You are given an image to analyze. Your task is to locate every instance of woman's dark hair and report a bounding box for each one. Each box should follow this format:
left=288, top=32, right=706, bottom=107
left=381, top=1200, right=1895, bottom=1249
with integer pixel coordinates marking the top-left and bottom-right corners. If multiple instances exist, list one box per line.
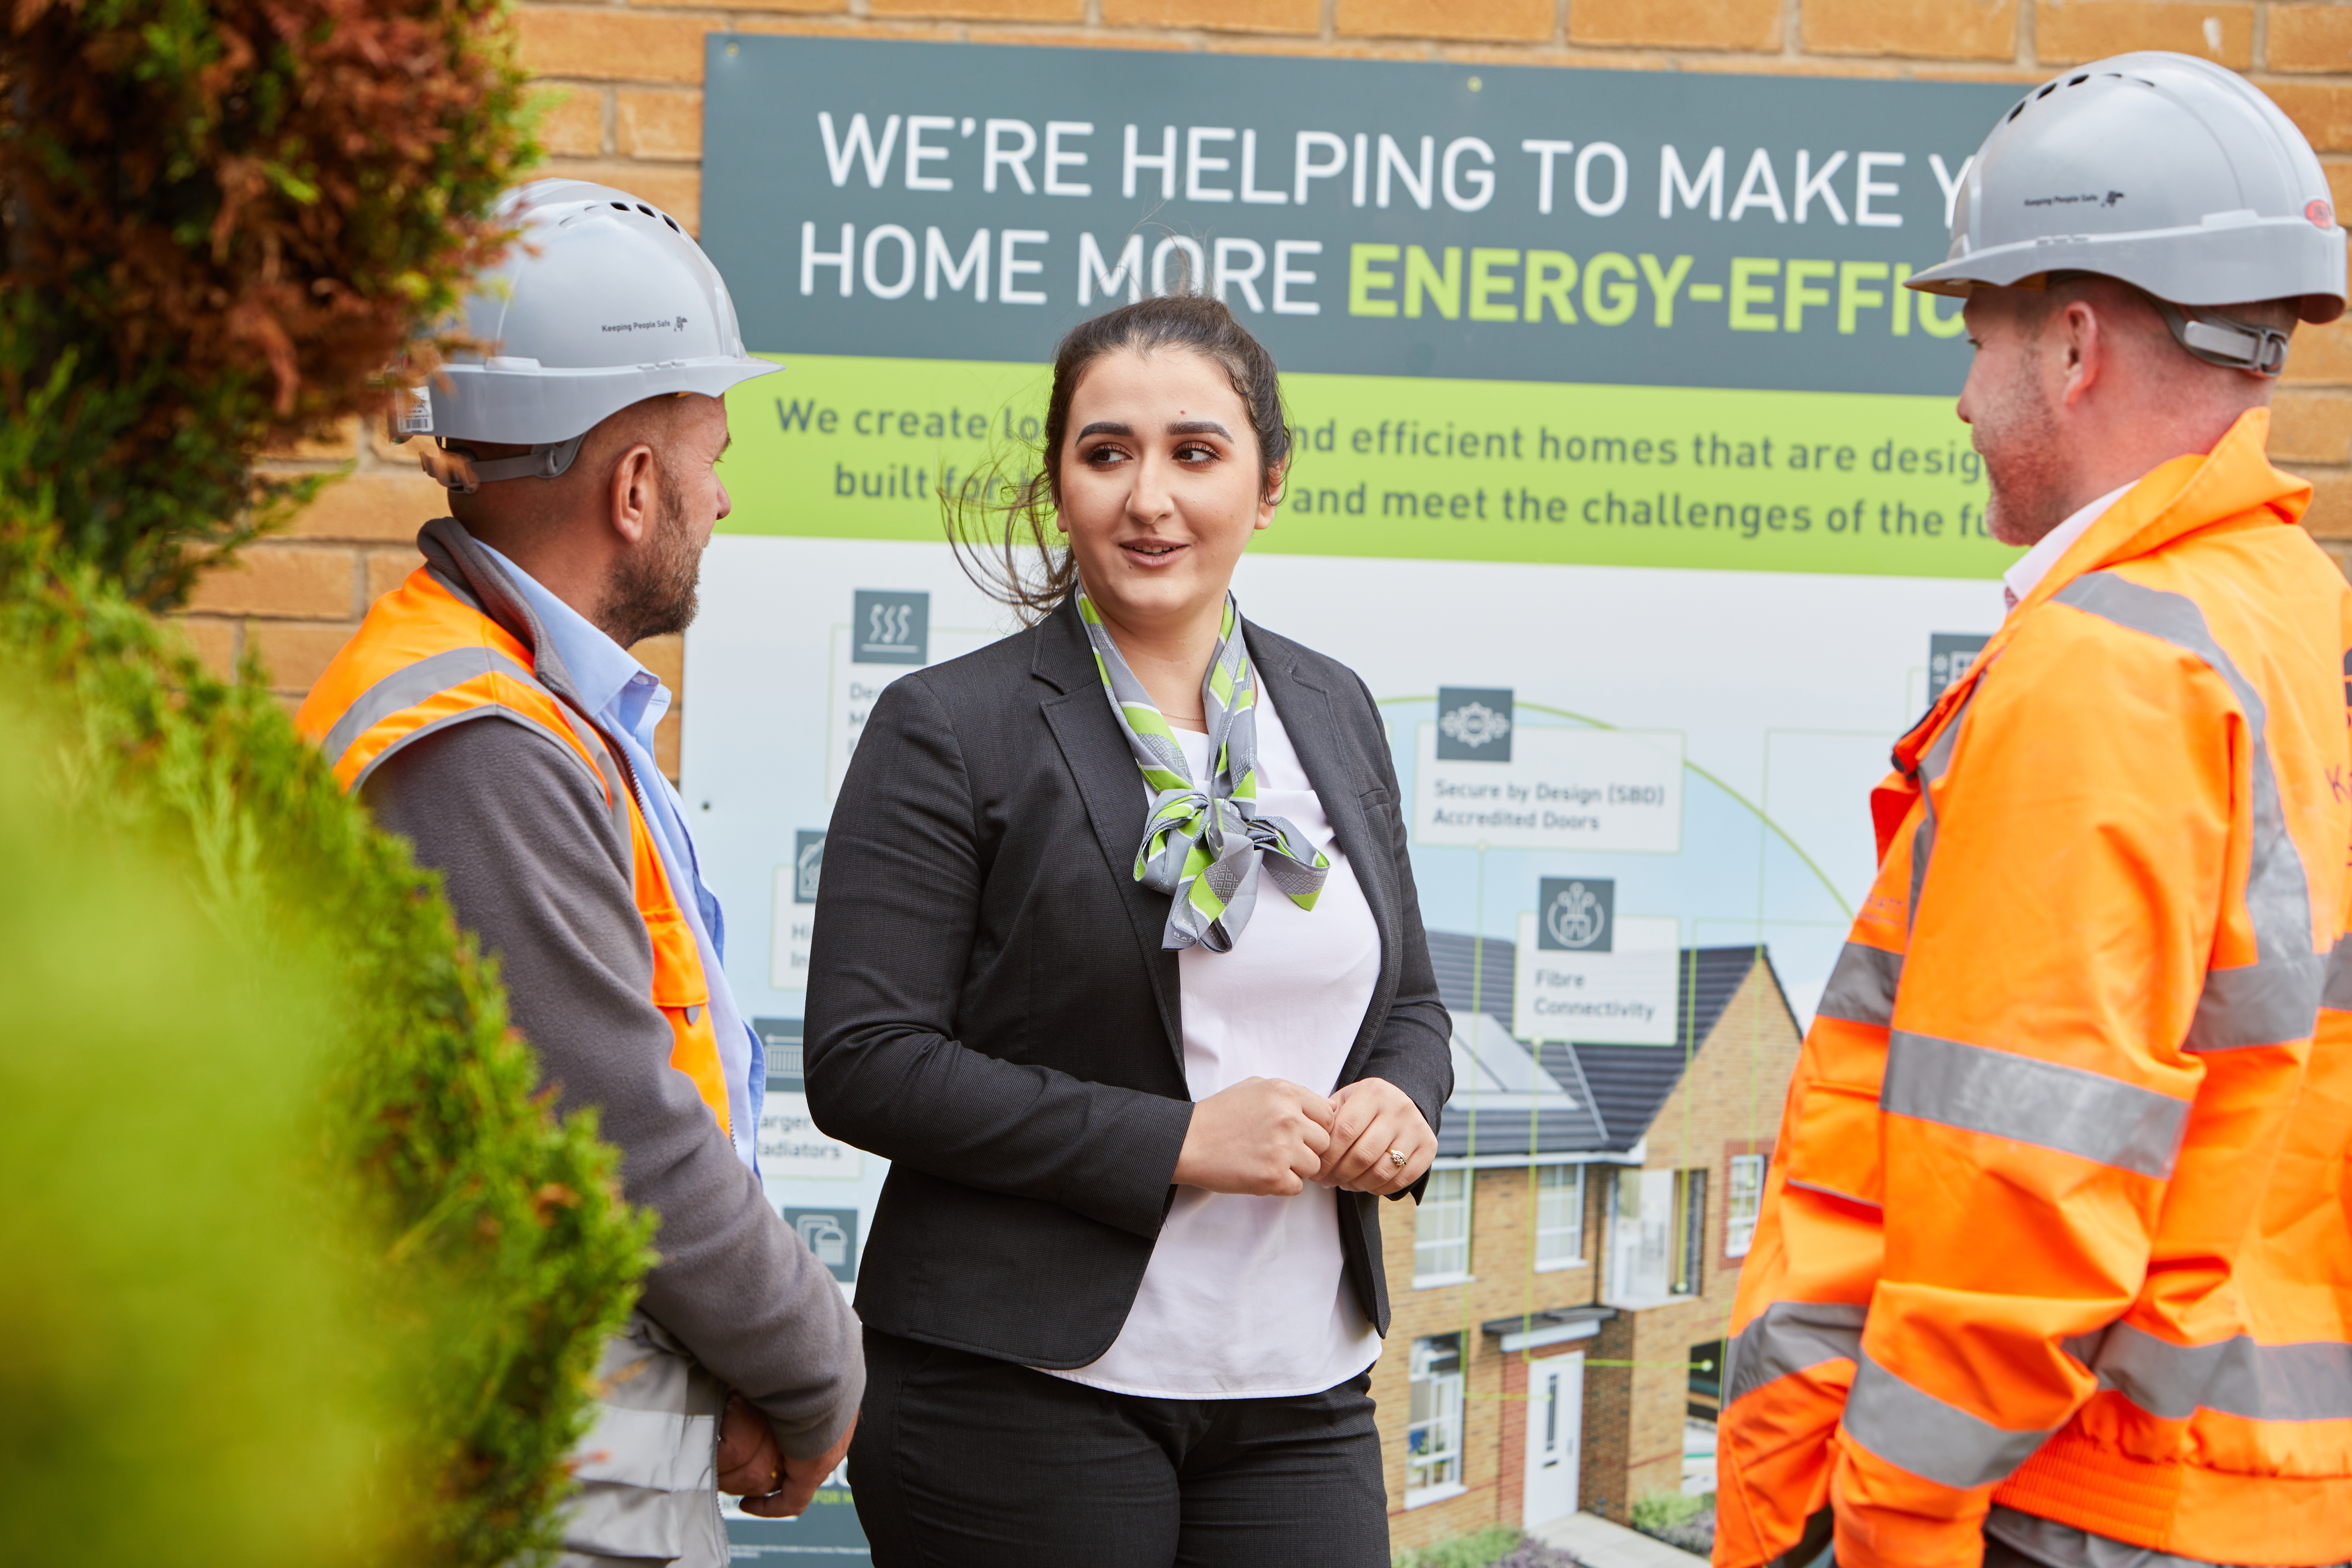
left=948, top=293, right=1290, bottom=624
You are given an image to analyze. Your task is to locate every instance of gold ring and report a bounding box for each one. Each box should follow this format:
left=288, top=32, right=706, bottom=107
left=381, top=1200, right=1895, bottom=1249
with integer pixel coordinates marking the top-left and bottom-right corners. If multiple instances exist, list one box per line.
left=1388, top=1147, right=1407, bottom=1169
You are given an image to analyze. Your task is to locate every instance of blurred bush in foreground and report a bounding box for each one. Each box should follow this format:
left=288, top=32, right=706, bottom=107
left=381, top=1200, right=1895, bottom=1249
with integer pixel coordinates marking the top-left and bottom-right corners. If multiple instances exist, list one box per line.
left=0, top=684, right=380, bottom=1565
left=0, top=530, right=653, bottom=1564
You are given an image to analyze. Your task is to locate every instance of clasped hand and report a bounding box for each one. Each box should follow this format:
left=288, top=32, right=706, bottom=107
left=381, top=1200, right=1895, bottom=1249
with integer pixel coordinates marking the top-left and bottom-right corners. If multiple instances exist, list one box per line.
left=1171, top=1075, right=1434, bottom=1198
left=717, top=1395, right=856, bottom=1519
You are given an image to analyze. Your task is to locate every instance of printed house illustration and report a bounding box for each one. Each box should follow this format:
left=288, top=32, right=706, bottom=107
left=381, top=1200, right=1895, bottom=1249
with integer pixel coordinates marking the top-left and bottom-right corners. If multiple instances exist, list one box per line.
left=1375, top=932, right=1803, bottom=1552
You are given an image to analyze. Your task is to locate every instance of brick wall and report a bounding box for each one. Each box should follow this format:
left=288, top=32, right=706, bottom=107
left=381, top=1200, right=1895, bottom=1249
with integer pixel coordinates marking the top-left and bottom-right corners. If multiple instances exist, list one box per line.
left=168, top=0, right=2352, bottom=743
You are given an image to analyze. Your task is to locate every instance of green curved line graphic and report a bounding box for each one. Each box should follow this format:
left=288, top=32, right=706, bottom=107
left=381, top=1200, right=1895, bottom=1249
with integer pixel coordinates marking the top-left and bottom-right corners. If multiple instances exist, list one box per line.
left=1377, top=695, right=1856, bottom=922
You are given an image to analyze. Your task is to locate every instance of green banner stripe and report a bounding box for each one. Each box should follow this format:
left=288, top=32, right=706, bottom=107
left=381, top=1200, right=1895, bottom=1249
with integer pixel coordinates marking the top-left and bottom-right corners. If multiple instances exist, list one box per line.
left=724, top=352, right=2014, bottom=580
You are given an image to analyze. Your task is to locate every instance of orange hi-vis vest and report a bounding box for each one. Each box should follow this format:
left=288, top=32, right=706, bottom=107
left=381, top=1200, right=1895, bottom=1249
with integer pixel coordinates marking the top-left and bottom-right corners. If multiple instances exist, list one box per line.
left=1716, top=410, right=2352, bottom=1568
left=294, top=564, right=732, bottom=1139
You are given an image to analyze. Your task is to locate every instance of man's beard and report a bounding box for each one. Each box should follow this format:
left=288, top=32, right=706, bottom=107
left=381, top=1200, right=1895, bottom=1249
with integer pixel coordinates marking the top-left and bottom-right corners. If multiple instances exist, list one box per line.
left=602, top=488, right=704, bottom=646
left=1974, top=359, right=2072, bottom=547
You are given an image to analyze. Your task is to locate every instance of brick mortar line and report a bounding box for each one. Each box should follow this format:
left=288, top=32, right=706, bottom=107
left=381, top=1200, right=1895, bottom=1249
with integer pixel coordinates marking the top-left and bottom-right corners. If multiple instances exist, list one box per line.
left=514, top=10, right=2352, bottom=82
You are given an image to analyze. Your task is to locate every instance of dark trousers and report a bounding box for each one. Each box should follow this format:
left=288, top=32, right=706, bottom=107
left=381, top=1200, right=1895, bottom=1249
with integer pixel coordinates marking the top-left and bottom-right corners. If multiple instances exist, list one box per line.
left=848, top=1327, right=1390, bottom=1568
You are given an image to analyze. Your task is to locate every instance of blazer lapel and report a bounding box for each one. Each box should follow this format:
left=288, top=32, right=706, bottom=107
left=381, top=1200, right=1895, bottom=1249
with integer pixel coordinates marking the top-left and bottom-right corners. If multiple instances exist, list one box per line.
left=1034, top=600, right=1185, bottom=1072
left=1245, top=622, right=1401, bottom=1073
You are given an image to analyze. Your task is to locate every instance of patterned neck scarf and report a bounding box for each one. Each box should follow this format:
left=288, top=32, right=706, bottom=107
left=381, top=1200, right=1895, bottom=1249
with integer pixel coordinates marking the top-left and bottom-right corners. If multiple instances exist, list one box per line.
left=1078, top=590, right=1330, bottom=952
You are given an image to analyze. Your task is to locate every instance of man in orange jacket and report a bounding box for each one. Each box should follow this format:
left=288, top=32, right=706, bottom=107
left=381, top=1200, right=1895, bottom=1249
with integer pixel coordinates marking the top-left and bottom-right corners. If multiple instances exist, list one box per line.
left=1716, top=54, right=2352, bottom=1568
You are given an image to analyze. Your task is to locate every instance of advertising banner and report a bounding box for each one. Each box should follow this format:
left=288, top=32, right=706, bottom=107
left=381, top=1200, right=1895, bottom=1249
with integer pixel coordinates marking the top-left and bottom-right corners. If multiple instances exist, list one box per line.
left=690, top=38, right=2021, bottom=1558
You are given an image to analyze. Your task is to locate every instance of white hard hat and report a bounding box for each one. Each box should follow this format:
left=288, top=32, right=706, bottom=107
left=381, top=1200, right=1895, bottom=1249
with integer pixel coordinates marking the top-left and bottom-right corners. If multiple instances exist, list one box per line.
left=400, top=179, right=780, bottom=484
left=1909, top=52, right=2347, bottom=374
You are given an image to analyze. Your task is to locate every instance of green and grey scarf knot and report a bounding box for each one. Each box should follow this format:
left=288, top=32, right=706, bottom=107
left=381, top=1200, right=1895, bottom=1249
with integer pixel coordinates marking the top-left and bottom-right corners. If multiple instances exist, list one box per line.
left=1079, top=590, right=1329, bottom=952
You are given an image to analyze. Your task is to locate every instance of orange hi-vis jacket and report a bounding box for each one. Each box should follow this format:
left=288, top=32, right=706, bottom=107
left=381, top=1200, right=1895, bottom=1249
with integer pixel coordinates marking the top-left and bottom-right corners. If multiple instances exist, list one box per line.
left=1716, top=410, right=2352, bottom=1568
left=294, top=562, right=733, bottom=1137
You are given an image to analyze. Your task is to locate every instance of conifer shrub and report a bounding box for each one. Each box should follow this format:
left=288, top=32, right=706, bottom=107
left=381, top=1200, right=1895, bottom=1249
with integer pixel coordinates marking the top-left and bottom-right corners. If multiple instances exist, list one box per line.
left=0, top=678, right=384, bottom=1566
left=0, top=505, right=653, bottom=1564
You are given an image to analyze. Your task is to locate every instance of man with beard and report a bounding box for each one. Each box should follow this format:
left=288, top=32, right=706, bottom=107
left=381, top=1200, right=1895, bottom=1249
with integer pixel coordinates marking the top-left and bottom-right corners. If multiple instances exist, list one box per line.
left=299, top=182, right=859, bottom=1568
left=1714, top=56, right=2352, bottom=1568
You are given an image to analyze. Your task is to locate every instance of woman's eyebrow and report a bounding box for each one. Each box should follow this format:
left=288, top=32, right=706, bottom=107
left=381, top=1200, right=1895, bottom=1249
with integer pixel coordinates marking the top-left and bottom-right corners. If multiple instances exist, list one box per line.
left=1168, top=420, right=1233, bottom=438
left=1076, top=420, right=1135, bottom=438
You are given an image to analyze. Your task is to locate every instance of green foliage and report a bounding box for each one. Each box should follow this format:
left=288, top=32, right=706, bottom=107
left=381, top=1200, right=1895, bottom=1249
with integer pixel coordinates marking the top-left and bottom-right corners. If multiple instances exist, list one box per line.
left=0, top=505, right=653, bottom=1559
left=1, top=0, right=538, bottom=604
left=0, top=686, right=383, bottom=1566
left=1631, top=1490, right=1707, bottom=1534
left=1395, top=1524, right=1527, bottom=1568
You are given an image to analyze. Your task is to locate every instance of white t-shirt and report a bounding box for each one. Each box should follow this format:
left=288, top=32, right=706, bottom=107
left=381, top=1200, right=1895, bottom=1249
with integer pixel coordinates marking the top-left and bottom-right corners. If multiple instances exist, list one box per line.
left=1042, top=690, right=1385, bottom=1399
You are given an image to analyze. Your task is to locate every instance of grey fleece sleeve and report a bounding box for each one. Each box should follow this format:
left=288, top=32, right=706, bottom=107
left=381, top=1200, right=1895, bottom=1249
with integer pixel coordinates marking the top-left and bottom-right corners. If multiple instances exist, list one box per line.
left=363, top=717, right=863, bottom=1458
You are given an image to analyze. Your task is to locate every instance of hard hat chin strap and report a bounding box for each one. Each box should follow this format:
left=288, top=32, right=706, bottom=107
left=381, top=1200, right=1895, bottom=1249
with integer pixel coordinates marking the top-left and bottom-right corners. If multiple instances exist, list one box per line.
left=2151, top=300, right=2290, bottom=378
left=420, top=434, right=590, bottom=493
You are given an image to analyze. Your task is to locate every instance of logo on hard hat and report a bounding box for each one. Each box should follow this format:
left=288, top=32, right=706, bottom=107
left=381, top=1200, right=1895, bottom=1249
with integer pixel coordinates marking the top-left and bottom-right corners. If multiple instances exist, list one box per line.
left=2309, top=198, right=2336, bottom=229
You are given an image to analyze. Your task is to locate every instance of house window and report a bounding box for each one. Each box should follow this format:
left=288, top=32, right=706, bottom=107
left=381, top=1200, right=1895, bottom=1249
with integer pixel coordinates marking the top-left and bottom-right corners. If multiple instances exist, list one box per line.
left=1534, top=1163, right=1586, bottom=1270
left=1670, top=1168, right=1707, bottom=1296
left=1725, top=1153, right=1765, bottom=1260
left=1405, top=1333, right=1465, bottom=1504
left=1689, top=1337, right=1726, bottom=1420
left=1414, top=1168, right=1472, bottom=1285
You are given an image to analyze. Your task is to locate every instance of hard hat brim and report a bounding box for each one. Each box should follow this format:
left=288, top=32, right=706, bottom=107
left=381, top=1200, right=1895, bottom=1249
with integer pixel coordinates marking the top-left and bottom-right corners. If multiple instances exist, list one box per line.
left=429, top=354, right=783, bottom=446
left=1910, top=214, right=2347, bottom=324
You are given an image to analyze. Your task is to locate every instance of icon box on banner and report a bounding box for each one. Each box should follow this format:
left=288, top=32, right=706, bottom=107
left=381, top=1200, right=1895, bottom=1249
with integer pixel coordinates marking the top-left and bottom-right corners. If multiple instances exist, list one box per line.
left=1435, top=686, right=1514, bottom=762
left=1536, top=876, right=1615, bottom=952
left=1415, top=724, right=1684, bottom=854
left=754, top=1018, right=863, bottom=1182
left=770, top=838, right=824, bottom=989
left=784, top=1206, right=860, bottom=1282
left=851, top=589, right=929, bottom=666
left=1927, top=632, right=1990, bottom=705
left=792, top=830, right=825, bottom=903
left=1514, top=910, right=1679, bottom=1045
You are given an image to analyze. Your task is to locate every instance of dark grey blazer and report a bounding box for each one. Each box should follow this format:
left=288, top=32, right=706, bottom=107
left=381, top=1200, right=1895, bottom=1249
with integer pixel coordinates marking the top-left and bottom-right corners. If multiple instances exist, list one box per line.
left=804, top=595, right=1453, bottom=1370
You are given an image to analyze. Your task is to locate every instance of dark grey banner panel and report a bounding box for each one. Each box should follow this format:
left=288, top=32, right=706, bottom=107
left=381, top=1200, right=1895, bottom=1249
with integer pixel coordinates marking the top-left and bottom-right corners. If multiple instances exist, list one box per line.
left=703, top=37, right=2023, bottom=394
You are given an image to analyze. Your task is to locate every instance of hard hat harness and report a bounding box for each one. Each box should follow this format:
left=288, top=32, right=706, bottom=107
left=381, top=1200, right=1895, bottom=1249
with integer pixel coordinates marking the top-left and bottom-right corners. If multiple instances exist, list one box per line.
left=416, top=434, right=589, bottom=494
left=2151, top=300, right=2291, bottom=378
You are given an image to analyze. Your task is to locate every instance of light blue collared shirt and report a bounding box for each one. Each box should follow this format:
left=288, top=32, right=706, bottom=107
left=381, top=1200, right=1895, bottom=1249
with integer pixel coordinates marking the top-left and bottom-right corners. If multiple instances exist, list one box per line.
left=477, top=540, right=763, bottom=1172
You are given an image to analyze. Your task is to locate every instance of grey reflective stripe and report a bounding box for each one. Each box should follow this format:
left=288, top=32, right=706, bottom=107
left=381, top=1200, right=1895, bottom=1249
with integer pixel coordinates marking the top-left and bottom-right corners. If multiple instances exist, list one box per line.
left=1907, top=691, right=1974, bottom=937
left=319, top=644, right=536, bottom=772
left=1782, top=1176, right=1882, bottom=1209
left=2324, top=932, right=2352, bottom=1012
left=1723, top=1300, right=1867, bottom=1407
left=2080, top=1320, right=2352, bottom=1422
left=348, top=704, right=608, bottom=806
left=2188, top=953, right=2326, bottom=1051
left=2052, top=573, right=2323, bottom=1053
left=1882, top=1030, right=2189, bottom=1178
left=1815, top=942, right=1903, bottom=1027
left=560, top=1310, right=727, bottom=1566
left=1981, top=1505, right=2325, bottom=1568
left=1843, top=1349, right=2057, bottom=1489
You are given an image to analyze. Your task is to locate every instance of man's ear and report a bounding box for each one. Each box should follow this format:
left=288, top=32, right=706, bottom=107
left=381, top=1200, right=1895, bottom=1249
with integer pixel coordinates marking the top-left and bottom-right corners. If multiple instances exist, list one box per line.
left=2059, top=299, right=2105, bottom=409
left=608, top=443, right=659, bottom=546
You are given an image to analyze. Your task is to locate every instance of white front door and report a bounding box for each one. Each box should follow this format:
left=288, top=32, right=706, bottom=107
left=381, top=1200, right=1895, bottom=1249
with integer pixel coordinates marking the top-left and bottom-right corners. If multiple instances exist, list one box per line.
left=1521, top=1351, right=1583, bottom=1527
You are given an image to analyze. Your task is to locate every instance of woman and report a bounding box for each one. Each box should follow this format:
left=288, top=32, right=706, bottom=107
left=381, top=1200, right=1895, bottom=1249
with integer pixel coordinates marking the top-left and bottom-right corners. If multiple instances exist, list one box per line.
left=804, top=295, right=1452, bottom=1567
